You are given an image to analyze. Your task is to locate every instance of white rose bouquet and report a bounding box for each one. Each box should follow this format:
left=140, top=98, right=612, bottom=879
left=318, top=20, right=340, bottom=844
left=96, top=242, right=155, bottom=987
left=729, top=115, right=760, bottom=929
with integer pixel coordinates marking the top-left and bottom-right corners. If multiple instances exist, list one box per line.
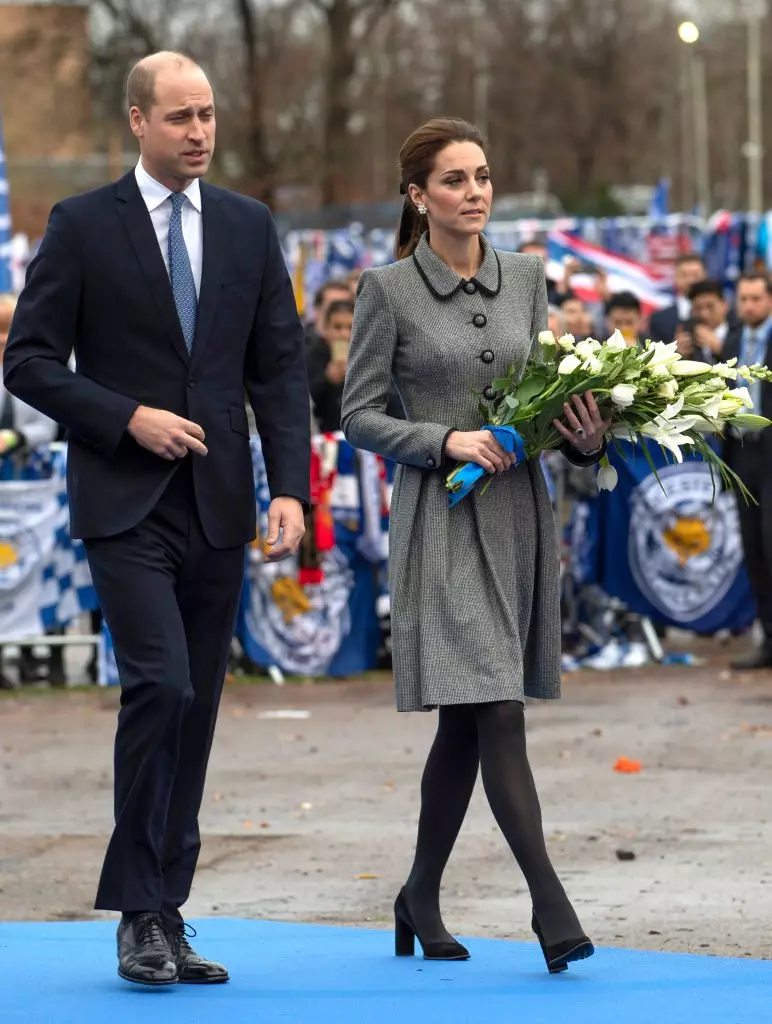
left=446, top=329, right=772, bottom=506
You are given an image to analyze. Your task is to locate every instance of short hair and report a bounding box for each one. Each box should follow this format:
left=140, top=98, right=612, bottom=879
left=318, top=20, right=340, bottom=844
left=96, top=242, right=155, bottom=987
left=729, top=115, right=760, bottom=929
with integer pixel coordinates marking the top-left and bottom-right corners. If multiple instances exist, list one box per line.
left=688, top=279, right=724, bottom=302
left=737, top=271, right=772, bottom=295
left=606, top=291, right=641, bottom=315
left=675, top=252, right=705, bottom=269
left=324, top=299, right=355, bottom=324
left=313, top=280, right=351, bottom=309
left=558, top=291, right=582, bottom=307
left=518, top=240, right=545, bottom=253
left=126, top=52, right=200, bottom=115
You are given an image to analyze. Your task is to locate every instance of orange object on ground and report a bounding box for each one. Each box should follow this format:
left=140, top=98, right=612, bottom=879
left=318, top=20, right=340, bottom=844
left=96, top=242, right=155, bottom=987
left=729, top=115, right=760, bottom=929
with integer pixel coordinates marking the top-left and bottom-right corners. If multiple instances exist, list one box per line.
left=613, top=757, right=642, bottom=773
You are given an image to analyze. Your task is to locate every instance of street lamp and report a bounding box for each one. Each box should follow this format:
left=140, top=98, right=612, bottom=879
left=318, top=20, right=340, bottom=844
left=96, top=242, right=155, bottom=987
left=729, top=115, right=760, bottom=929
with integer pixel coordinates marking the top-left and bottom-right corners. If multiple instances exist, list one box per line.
left=742, top=0, right=767, bottom=212
left=677, top=21, right=711, bottom=216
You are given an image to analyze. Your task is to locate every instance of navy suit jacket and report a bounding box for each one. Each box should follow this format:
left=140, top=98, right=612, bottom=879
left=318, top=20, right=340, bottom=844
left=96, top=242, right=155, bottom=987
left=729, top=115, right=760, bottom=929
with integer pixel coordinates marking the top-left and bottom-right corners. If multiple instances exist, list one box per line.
left=4, top=171, right=310, bottom=547
left=648, top=303, right=680, bottom=343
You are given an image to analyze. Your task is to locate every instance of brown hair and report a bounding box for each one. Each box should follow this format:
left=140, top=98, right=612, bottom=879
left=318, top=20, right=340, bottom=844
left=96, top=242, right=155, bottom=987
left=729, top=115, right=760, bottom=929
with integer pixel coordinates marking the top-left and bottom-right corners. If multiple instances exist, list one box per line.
left=737, top=271, right=772, bottom=295
left=126, top=51, right=200, bottom=115
left=674, top=252, right=705, bottom=269
left=395, top=118, right=487, bottom=261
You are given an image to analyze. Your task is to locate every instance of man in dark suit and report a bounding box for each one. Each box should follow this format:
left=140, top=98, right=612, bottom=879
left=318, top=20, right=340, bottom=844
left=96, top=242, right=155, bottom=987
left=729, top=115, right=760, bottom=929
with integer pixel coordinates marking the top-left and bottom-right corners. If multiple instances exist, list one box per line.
left=721, top=272, right=772, bottom=669
left=4, top=52, right=310, bottom=985
left=648, top=252, right=706, bottom=342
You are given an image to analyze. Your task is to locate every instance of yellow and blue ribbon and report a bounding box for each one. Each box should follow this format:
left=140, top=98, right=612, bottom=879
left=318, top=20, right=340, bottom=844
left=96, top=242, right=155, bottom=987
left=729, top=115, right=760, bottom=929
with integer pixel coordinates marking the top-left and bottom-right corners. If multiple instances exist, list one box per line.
left=447, top=425, right=526, bottom=507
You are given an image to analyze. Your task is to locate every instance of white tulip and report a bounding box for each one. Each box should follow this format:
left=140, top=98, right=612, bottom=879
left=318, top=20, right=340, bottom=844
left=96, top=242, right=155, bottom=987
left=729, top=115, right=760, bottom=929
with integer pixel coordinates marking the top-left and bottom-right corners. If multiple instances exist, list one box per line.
left=558, top=334, right=576, bottom=351
left=575, top=339, right=602, bottom=359
left=672, top=360, right=714, bottom=377
left=597, top=464, right=619, bottom=491
left=605, top=329, right=628, bottom=352
left=658, top=379, right=678, bottom=400
left=539, top=330, right=557, bottom=347
left=583, top=356, right=603, bottom=374
left=558, top=354, right=581, bottom=375
left=610, top=384, right=637, bottom=407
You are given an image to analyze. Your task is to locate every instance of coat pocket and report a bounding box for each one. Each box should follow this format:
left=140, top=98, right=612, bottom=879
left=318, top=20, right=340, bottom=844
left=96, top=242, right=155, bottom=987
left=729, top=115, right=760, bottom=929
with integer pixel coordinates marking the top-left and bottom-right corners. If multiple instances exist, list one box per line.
left=229, top=404, right=250, bottom=437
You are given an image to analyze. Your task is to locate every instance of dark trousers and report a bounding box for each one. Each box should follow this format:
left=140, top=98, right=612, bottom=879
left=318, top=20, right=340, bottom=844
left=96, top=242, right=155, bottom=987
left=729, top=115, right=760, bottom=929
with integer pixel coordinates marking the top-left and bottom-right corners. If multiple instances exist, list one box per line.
left=84, top=461, right=245, bottom=923
left=729, top=438, right=772, bottom=639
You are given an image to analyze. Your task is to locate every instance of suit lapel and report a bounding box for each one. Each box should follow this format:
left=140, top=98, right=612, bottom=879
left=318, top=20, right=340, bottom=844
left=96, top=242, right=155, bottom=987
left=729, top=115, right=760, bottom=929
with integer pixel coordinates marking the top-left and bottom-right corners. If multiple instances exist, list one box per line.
left=114, top=171, right=190, bottom=367
left=190, top=184, right=224, bottom=369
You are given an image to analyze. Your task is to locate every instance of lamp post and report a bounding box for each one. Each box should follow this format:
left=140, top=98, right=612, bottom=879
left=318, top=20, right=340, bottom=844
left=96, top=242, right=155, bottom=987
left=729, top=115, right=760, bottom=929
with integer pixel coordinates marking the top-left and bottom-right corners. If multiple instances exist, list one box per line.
left=743, top=0, right=767, bottom=212
left=677, top=21, right=711, bottom=217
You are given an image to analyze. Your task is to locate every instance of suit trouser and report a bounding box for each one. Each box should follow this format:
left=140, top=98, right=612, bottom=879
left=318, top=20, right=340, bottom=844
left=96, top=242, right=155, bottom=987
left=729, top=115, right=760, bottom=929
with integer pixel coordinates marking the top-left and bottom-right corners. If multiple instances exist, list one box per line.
left=728, top=438, right=772, bottom=639
left=84, top=461, right=245, bottom=923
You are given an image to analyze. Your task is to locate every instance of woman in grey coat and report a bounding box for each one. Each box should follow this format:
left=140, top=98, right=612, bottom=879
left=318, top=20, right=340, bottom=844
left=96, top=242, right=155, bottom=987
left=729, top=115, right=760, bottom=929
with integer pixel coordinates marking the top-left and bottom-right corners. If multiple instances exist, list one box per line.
left=341, top=119, right=607, bottom=974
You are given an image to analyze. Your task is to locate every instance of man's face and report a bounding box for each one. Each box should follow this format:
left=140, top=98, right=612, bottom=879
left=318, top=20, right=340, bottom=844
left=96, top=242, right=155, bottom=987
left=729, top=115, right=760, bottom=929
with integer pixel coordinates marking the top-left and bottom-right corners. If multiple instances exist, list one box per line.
left=690, top=291, right=727, bottom=330
left=607, top=307, right=642, bottom=342
left=318, top=287, right=350, bottom=326
left=130, top=66, right=215, bottom=186
left=324, top=310, right=353, bottom=345
left=561, top=298, right=589, bottom=337
left=674, top=258, right=706, bottom=297
left=522, top=242, right=548, bottom=266
left=736, top=280, right=772, bottom=328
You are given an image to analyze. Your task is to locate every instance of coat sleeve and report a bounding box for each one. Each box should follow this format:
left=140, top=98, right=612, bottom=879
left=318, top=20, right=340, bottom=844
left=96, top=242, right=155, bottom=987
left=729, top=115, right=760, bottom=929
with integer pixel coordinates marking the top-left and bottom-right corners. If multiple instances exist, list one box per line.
left=341, top=270, right=453, bottom=469
left=3, top=203, right=140, bottom=457
left=244, top=208, right=311, bottom=508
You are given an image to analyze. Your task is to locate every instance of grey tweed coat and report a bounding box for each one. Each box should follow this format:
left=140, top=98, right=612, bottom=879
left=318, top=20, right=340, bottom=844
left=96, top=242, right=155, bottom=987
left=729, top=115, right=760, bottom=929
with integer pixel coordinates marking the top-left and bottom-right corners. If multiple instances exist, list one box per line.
left=341, top=233, right=562, bottom=712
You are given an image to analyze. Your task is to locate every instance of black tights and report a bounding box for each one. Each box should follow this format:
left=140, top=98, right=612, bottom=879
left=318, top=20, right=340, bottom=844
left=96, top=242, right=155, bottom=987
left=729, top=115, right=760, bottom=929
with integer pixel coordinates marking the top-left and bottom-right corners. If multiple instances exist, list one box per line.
left=403, top=701, right=582, bottom=946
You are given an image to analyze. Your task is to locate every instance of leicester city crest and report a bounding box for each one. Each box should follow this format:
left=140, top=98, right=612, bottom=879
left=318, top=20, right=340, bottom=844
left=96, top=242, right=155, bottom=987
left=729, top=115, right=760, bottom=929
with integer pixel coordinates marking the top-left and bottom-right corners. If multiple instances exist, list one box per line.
left=628, top=463, right=743, bottom=623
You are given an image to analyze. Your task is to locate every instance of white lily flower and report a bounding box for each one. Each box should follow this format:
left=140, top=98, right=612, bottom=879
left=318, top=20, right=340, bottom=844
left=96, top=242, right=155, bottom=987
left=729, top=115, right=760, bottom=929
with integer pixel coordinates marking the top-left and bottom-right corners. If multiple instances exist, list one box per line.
left=712, top=362, right=739, bottom=381
left=539, top=330, right=557, bottom=347
left=558, top=354, right=581, bottom=375
left=699, top=395, right=724, bottom=419
left=672, top=359, right=714, bottom=377
left=597, top=464, right=619, bottom=491
left=575, top=338, right=602, bottom=359
left=640, top=422, right=696, bottom=463
left=726, top=386, right=753, bottom=409
left=646, top=341, right=680, bottom=369
left=650, top=364, right=672, bottom=378
left=582, top=356, right=603, bottom=374
left=605, top=329, right=628, bottom=352
left=557, top=334, right=576, bottom=351
left=658, top=379, right=678, bottom=400
left=661, top=396, right=685, bottom=419
left=610, top=383, right=637, bottom=407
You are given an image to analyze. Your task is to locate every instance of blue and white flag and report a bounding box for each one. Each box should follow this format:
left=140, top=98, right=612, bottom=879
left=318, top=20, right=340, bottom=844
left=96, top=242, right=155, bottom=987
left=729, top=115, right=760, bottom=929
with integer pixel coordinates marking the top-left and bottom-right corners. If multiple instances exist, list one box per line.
left=598, top=440, right=755, bottom=634
left=0, top=116, right=12, bottom=293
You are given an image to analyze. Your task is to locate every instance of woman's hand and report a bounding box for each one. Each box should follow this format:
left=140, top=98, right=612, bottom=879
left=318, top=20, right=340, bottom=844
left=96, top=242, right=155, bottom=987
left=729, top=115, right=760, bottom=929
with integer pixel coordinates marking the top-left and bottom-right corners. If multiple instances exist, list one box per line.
left=552, top=391, right=610, bottom=454
left=444, top=430, right=516, bottom=474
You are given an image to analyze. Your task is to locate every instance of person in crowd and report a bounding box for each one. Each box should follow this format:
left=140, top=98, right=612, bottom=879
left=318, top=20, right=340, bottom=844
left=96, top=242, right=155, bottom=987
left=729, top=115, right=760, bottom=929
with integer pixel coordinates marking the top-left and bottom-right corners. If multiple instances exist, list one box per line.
left=722, top=272, right=772, bottom=669
left=558, top=292, right=593, bottom=341
left=518, top=240, right=564, bottom=305
left=648, top=252, right=706, bottom=342
left=343, top=117, right=603, bottom=975
left=605, top=291, right=646, bottom=345
left=307, top=298, right=354, bottom=433
left=4, top=51, right=309, bottom=985
left=674, top=279, right=732, bottom=363
left=305, top=280, right=352, bottom=348
left=0, top=294, right=59, bottom=690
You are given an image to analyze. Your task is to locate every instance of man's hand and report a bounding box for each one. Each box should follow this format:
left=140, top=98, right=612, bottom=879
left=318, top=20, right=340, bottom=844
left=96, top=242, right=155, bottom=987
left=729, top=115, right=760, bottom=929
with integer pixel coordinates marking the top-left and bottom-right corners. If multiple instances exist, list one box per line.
left=693, top=323, right=723, bottom=356
left=325, top=360, right=347, bottom=385
left=127, top=406, right=208, bottom=460
left=674, top=326, right=694, bottom=358
left=264, top=496, right=306, bottom=563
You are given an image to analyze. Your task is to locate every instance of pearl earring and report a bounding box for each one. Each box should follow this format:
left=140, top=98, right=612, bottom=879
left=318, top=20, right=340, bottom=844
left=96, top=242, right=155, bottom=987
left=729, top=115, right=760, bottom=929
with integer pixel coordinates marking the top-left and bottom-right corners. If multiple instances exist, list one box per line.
left=416, top=203, right=427, bottom=216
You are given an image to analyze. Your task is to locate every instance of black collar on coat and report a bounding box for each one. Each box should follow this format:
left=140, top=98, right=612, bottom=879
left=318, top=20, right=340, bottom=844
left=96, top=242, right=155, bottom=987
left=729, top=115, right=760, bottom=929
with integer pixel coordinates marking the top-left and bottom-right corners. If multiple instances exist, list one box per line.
left=412, top=232, right=502, bottom=301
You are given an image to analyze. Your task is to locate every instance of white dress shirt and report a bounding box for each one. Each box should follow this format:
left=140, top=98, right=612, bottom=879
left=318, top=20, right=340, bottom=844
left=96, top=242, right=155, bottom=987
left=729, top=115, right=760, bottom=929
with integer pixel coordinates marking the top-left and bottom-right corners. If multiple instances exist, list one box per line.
left=134, top=160, right=203, bottom=297
left=677, top=294, right=691, bottom=320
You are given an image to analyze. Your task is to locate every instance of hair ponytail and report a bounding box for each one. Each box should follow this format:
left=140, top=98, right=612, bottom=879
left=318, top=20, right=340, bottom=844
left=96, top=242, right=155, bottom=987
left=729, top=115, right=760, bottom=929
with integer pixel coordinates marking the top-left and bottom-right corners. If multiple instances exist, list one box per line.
left=392, top=117, right=486, bottom=262
left=395, top=196, right=425, bottom=261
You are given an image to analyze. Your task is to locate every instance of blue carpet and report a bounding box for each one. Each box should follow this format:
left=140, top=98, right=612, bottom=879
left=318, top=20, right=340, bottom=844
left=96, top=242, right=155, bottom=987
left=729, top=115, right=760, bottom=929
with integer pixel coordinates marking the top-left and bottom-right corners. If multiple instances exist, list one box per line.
left=1, top=918, right=769, bottom=1023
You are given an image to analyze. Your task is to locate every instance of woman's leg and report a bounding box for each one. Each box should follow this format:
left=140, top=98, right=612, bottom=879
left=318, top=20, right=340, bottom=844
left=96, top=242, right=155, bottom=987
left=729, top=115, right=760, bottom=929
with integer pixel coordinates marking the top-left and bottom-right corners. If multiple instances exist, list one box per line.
left=403, top=704, right=479, bottom=943
left=474, top=700, right=584, bottom=945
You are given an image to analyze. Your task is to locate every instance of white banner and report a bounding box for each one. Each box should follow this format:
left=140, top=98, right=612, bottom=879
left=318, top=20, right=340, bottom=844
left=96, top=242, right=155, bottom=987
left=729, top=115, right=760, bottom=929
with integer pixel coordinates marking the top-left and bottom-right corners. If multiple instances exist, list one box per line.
left=0, top=477, right=61, bottom=641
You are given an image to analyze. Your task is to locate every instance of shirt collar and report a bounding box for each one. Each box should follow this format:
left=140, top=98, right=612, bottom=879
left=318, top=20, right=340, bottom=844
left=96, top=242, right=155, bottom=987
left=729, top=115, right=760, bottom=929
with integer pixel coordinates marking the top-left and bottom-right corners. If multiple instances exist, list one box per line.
left=412, top=232, right=501, bottom=300
left=745, top=317, right=772, bottom=341
left=677, top=294, right=691, bottom=319
left=134, top=159, right=202, bottom=213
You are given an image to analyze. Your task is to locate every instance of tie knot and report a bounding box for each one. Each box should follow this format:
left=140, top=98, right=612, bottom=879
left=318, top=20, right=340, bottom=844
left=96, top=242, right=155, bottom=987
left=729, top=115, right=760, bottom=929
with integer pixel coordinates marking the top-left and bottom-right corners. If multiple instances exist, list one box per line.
left=170, top=192, right=187, bottom=212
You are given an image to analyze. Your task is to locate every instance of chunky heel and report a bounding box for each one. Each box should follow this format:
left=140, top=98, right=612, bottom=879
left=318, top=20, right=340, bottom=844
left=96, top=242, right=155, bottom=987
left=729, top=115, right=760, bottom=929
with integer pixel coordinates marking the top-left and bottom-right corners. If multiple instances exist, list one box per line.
left=393, top=888, right=470, bottom=961
left=532, top=912, right=594, bottom=974
left=395, top=913, right=416, bottom=957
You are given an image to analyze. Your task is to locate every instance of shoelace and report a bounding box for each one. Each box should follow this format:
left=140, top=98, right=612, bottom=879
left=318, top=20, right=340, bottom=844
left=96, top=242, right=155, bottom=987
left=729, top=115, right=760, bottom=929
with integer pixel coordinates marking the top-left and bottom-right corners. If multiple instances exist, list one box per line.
left=171, top=922, right=198, bottom=956
left=133, top=914, right=169, bottom=948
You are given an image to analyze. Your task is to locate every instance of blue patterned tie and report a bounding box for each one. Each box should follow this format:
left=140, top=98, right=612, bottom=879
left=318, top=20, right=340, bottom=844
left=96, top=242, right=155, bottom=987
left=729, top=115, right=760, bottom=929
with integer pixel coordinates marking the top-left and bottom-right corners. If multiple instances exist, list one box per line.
left=168, top=192, right=197, bottom=352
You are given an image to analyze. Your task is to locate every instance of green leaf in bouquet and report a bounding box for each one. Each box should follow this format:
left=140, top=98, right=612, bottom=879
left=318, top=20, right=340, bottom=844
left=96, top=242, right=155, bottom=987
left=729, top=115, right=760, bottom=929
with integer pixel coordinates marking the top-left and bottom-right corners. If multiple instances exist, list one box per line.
left=504, top=394, right=520, bottom=410
left=491, top=378, right=513, bottom=391
left=514, top=372, right=548, bottom=405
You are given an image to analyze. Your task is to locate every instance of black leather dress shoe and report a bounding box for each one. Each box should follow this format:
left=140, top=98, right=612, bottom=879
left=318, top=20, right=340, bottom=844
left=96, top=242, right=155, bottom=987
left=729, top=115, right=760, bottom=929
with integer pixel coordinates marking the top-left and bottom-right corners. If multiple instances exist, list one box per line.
left=731, top=644, right=772, bottom=670
left=167, top=923, right=229, bottom=984
left=117, top=913, right=178, bottom=985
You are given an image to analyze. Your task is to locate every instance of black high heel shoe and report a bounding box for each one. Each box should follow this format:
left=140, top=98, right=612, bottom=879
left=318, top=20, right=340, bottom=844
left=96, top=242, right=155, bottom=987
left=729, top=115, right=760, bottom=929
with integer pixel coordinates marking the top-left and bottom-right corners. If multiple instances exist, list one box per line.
left=531, top=912, right=594, bottom=974
left=394, top=888, right=470, bottom=961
